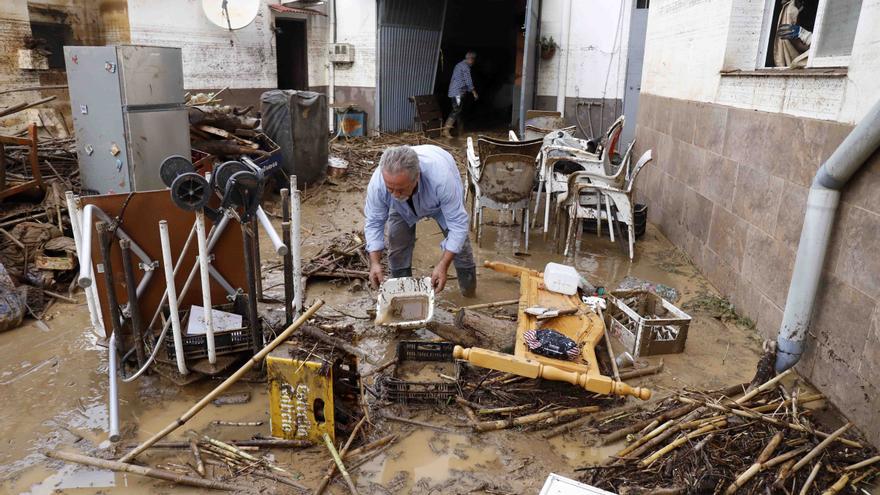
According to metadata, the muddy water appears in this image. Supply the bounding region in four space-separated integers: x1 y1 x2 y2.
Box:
1 139 788 494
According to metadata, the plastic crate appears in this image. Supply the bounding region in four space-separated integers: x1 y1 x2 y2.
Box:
377 341 461 404
605 290 691 357
161 299 253 361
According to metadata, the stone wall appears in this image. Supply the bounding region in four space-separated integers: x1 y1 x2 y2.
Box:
634 92 880 446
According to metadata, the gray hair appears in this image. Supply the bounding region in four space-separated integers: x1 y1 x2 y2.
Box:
380 146 420 181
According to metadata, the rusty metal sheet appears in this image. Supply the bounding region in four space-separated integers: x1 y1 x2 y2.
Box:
82 190 247 337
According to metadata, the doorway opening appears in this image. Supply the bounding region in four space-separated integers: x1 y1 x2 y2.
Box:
432 0 527 131
276 19 309 90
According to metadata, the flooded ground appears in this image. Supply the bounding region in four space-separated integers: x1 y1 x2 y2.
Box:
0 135 865 494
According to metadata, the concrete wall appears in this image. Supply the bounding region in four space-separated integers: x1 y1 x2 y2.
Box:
636 0 880 446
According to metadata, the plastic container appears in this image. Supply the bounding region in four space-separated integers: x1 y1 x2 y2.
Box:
374 277 434 329
543 263 580 295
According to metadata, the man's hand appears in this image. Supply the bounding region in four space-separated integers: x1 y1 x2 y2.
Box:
368 251 384 289
431 263 448 292
431 251 456 292
472 90 479 101
777 24 801 40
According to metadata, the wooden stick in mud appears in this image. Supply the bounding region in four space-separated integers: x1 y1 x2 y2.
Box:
601 314 621 382
189 438 206 477
618 361 663 381
602 404 696 445
45 450 244 491
380 412 459 433
474 406 600 433
315 415 368 495
455 299 519 311
820 473 850 495
202 435 292 476
618 420 675 457
122 439 312 449
640 419 726 466
477 403 534 416
342 434 397 460
323 433 359 495
724 431 783 494
119 300 324 463
455 397 480 425
787 423 852 477
543 414 594 439
798 462 822 495
300 325 378 364
211 421 264 427
844 455 880 472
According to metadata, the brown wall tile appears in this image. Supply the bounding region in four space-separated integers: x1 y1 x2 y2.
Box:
722 107 770 164
811 275 876 361
707 206 748 270
699 152 738 210
774 183 808 250
702 246 738 297
732 165 784 235
682 188 714 244
741 225 795 308
833 206 880 299
694 103 728 156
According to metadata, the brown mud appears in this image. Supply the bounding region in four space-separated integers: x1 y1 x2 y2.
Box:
0 134 854 494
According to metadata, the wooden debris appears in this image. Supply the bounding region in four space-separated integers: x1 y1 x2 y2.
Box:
189 438 206 477
45 450 244 491
473 406 600 432
299 325 377 364
211 421 263 427
322 432 359 495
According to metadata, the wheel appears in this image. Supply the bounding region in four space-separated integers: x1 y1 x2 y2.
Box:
160 155 194 188
170 172 210 211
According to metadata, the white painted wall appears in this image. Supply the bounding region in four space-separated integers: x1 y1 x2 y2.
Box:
536 0 632 101
641 0 880 124
126 0 277 89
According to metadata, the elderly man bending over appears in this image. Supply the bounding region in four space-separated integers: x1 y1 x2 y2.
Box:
364 145 477 297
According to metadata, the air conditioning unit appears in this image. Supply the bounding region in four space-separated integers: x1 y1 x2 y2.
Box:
329 43 354 64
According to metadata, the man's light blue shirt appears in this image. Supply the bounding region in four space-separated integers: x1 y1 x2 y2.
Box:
448 60 474 98
364 145 469 254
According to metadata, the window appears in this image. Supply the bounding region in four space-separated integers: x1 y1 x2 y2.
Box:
758 0 861 69
27 22 73 69
636 0 650 9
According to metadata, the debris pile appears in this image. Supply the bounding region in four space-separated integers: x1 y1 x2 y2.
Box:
303 231 379 281
579 370 879 494
186 90 275 166
330 131 468 181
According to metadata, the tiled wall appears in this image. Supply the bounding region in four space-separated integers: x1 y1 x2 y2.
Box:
635 92 880 447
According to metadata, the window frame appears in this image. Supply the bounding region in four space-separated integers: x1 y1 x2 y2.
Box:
755 0 858 70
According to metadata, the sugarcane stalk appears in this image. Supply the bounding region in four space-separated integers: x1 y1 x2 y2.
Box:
640 419 726 466
820 473 850 495
798 462 822 495
543 414 595 439
843 455 880 472
342 435 397 460
677 397 862 448
45 450 244 491
122 439 311 449
455 397 479 425
380 412 459 433
618 361 664 381
474 406 600 433
315 415 368 495
119 299 324 463
455 299 518 311
786 423 852 479
724 431 783 494
323 433 359 495
189 438 205 477
734 369 793 405
202 435 294 476
618 419 674 457
211 421 264 427
476 403 534 415
602 404 696 445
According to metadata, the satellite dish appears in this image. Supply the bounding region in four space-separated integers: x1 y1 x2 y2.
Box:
202 0 260 30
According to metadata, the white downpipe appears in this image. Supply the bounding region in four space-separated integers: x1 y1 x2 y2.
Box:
291 175 303 316
159 220 188 375
107 332 120 442
327 0 336 132
556 0 573 114
195 211 216 364
256 206 288 256
65 192 103 333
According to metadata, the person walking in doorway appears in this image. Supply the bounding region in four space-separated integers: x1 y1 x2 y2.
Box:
443 51 479 138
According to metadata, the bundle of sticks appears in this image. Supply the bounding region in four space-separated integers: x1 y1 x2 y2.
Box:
303 231 376 280
579 370 879 494
188 104 268 160
2 136 79 191
329 131 469 181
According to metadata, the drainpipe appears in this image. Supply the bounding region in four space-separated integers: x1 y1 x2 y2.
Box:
776 98 880 372
556 0 572 115
327 0 336 132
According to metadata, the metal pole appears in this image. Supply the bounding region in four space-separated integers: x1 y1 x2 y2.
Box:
256 206 288 256
241 221 263 354
119 238 146 369
290 175 303 316
195 211 216 364
159 220 188 375
280 188 294 326
65 191 103 333
107 332 120 442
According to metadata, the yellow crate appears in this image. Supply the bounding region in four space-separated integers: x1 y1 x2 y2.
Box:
267 346 335 444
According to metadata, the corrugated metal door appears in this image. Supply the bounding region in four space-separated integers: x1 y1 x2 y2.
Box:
377 0 446 132
622 0 649 146
518 0 540 136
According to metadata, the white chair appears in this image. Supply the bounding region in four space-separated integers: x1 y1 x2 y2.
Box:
558 149 653 260
534 116 626 237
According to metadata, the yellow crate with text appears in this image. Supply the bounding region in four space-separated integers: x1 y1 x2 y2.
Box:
267 345 335 444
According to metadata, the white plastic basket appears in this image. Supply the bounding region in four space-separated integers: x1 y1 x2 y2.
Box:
375 277 435 329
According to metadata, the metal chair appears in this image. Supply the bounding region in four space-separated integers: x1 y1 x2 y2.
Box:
472 153 537 250
534 116 625 236
558 149 653 260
